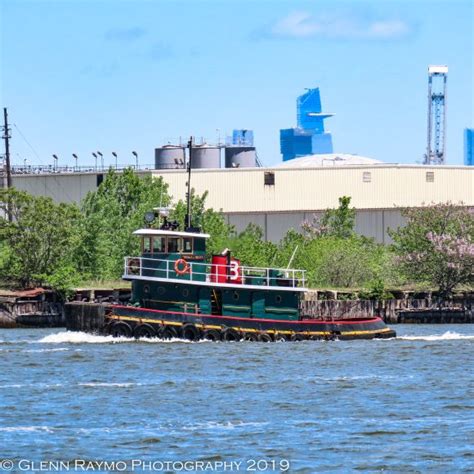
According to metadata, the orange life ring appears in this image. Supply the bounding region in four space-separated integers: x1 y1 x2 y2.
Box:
174 258 190 275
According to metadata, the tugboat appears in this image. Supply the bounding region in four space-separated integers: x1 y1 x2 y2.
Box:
93 138 396 342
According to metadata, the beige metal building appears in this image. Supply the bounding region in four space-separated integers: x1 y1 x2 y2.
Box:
10 164 474 244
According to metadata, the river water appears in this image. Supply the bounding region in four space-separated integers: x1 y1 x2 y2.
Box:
0 325 473 473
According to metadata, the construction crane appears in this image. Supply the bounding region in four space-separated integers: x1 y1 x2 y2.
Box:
424 65 448 165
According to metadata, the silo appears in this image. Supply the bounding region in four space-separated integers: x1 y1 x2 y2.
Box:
225 146 256 168
154 146 185 170
191 144 221 169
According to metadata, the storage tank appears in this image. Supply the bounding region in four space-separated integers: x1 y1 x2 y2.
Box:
154 145 185 170
191 144 221 169
225 146 256 168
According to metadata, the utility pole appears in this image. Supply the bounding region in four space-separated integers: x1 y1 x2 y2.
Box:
2 108 12 189
2 108 12 221
185 136 193 230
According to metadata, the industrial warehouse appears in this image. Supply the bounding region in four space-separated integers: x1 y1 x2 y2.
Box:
9 159 474 243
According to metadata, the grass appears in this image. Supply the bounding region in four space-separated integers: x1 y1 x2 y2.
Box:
75 279 131 290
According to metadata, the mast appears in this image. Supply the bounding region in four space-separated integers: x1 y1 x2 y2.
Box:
2 108 12 221
185 136 193 230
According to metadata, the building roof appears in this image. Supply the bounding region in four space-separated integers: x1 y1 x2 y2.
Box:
275 154 384 168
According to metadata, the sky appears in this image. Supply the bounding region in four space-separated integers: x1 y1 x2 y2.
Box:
0 0 473 168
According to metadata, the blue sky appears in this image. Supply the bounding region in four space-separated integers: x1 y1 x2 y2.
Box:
1 0 472 168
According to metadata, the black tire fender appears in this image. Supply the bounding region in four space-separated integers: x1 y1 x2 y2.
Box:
257 332 273 343
222 328 241 342
110 322 133 338
202 329 222 341
133 323 156 339
291 333 306 342
181 323 201 341
159 325 179 340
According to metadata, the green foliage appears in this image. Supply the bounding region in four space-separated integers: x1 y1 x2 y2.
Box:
0 188 81 289
169 190 235 256
227 224 277 267
79 168 170 279
295 235 387 288
40 264 80 301
389 203 474 296
2 180 470 302
358 278 394 300
303 196 356 238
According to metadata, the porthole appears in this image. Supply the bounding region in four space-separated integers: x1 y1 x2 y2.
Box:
144 285 150 294
275 295 282 304
158 286 166 295
183 288 189 297
233 292 240 301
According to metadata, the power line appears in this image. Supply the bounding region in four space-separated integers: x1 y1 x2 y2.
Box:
13 123 44 164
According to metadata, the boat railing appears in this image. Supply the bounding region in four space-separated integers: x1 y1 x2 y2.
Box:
123 256 306 289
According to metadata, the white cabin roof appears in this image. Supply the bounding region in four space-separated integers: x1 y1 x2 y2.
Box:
133 228 210 239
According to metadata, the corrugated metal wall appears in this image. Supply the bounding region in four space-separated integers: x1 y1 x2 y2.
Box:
10 166 473 244
155 165 474 213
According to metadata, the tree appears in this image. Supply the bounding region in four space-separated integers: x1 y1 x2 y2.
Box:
302 196 355 238
79 168 170 279
227 224 277 267
0 188 81 289
169 189 235 256
389 203 474 296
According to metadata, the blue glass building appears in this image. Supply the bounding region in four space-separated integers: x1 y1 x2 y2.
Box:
464 128 474 166
280 88 334 161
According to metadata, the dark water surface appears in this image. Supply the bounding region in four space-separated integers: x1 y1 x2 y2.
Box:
0 325 473 473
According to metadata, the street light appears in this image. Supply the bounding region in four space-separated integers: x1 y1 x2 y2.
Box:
132 151 138 169
52 154 58 172
112 152 118 170
72 153 78 171
92 152 98 171
97 151 103 170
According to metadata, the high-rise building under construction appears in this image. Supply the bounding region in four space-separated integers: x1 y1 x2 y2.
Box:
280 88 334 161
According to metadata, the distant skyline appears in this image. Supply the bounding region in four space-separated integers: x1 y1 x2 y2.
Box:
1 0 473 168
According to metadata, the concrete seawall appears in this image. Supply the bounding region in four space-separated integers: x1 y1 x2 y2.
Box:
300 295 474 324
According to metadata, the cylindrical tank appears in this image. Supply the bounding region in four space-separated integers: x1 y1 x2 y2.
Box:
225 146 256 168
191 145 221 169
154 146 185 170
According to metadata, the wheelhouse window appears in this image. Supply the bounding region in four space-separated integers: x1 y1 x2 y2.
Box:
168 237 179 253
143 237 151 253
182 237 193 253
153 236 166 253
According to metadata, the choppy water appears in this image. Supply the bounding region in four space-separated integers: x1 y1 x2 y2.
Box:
0 325 473 473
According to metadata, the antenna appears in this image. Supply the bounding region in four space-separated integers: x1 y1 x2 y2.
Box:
185 136 193 230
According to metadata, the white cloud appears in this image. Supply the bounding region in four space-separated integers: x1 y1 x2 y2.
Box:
269 11 413 40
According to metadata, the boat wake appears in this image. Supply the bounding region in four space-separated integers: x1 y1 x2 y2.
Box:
398 331 474 341
38 331 210 344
